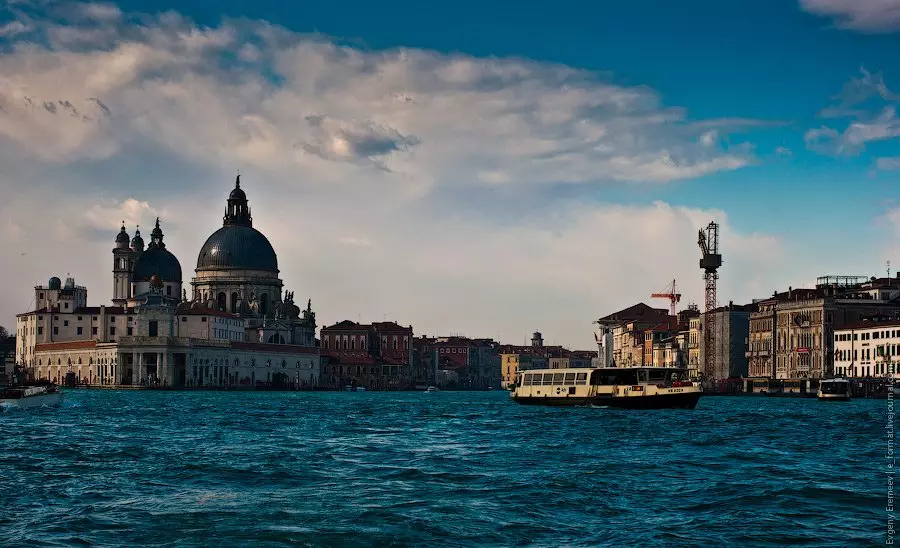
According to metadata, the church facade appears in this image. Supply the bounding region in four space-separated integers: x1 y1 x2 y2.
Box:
14 177 320 389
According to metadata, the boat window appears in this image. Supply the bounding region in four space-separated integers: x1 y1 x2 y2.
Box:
542 374 554 386
575 372 587 385
553 373 564 384
637 370 649 383
564 373 576 385
648 369 668 382
524 373 534 386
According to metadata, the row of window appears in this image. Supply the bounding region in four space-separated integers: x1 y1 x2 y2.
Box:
835 329 900 342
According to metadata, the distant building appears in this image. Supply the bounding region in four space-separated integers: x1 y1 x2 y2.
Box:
834 319 900 379
594 303 670 367
14 177 321 389
703 302 755 379
320 320 414 390
746 276 900 380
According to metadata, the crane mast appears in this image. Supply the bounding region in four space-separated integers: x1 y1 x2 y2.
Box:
698 222 722 385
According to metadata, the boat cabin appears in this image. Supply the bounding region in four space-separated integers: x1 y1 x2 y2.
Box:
517 367 691 389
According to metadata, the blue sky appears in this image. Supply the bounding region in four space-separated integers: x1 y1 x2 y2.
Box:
0 0 899 347
91 0 900 229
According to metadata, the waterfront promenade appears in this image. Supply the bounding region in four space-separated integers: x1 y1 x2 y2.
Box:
0 390 882 546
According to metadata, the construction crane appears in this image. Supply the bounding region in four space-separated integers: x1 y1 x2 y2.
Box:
651 279 681 316
698 222 723 383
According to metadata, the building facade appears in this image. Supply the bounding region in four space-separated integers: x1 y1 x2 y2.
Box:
15 177 321 389
319 320 414 390
834 320 900 378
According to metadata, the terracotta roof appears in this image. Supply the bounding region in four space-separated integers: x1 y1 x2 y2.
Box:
596 303 669 324
35 340 98 351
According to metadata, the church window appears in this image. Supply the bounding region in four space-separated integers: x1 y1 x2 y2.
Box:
39 292 44 300
109 327 116 336
91 327 97 335
53 327 58 335
260 294 269 316
231 292 239 312
217 293 226 311
281 360 286 369
64 303 69 310
149 321 158 337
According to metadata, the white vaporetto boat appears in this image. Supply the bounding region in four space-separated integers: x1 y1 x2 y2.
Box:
0 385 64 410
817 379 851 401
510 367 702 409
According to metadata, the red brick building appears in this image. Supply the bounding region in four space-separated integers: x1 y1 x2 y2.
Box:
320 320 413 390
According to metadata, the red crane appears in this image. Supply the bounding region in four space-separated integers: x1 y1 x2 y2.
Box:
651 279 681 317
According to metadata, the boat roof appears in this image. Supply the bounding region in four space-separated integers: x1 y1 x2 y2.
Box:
821 378 851 383
522 367 689 373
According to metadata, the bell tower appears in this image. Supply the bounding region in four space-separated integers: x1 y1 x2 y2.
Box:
113 221 134 305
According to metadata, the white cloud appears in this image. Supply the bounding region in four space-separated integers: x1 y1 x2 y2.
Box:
0 21 29 37
800 0 900 33
807 69 900 155
877 156 900 170
775 146 793 157
0 5 801 347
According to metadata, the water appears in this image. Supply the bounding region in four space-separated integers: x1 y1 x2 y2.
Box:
0 391 886 546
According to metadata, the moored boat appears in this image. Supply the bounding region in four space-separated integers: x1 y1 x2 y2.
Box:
818 378 851 401
0 384 64 409
509 367 701 409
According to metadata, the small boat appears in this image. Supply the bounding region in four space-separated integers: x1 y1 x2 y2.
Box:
425 386 439 392
0 384 64 409
818 378 851 401
510 367 701 409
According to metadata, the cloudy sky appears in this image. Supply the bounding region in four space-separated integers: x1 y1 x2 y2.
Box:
1 0 899 349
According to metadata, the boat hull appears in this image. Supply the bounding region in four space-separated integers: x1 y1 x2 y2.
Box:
0 391 63 409
817 394 851 402
511 392 701 410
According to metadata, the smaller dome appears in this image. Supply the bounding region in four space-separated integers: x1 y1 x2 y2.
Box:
48 277 61 290
229 174 246 201
131 228 145 251
116 224 130 246
150 274 163 288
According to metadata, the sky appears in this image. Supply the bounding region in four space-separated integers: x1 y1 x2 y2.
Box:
0 0 899 349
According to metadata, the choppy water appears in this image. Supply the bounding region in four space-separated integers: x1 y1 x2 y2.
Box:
0 390 887 547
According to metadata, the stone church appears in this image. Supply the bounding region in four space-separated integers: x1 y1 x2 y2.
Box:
15 177 320 389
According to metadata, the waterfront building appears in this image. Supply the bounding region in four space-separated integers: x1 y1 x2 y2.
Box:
320 320 413 390
688 315 702 378
594 303 669 367
498 334 594 388
833 318 900 378
746 276 900 380
703 302 755 379
418 336 500 389
15 177 321 388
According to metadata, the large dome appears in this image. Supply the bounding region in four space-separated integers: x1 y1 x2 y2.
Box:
133 247 183 282
196 225 279 272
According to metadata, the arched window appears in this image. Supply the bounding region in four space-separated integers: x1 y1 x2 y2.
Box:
231 292 239 312
281 359 286 369
260 294 269 316
217 292 227 311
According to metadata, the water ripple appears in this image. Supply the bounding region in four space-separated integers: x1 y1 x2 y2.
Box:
0 391 886 546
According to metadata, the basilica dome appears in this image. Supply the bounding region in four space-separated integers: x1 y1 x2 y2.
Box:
132 218 182 282
195 174 279 273
196 225 278 272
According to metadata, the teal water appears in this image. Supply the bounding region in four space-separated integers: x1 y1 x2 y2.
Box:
0 391 885 546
